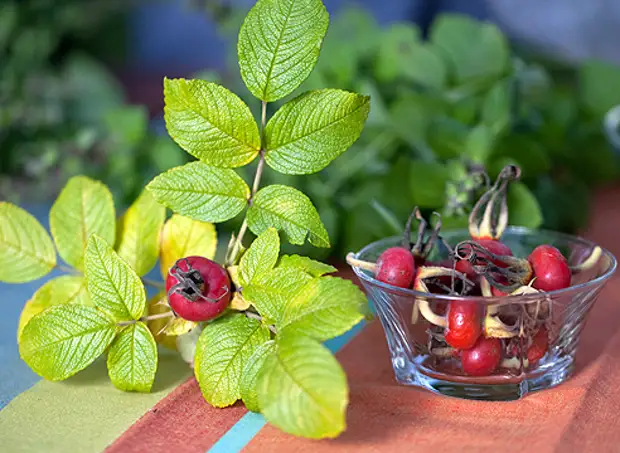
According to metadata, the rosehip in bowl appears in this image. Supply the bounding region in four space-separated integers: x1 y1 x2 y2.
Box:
528 245 571 291
445 301 482 349
166 256 231 322
527 327 549 363
375 247 416 288
461 337 502 376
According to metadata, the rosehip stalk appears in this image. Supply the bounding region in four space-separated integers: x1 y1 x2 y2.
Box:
468 165 521 241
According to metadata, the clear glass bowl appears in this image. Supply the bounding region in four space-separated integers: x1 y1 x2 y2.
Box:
350 227 617 401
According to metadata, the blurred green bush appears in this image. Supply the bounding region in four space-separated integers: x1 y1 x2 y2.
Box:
0 0 186 205
202 6 620 258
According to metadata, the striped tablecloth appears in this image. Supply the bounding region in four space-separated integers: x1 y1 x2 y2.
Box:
2 189 620 453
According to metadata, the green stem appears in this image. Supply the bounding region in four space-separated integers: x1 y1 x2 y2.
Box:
226 101 269 266
141 277 166 290
117 311 174 327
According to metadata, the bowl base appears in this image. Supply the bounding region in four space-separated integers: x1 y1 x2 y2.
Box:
393 355 575 401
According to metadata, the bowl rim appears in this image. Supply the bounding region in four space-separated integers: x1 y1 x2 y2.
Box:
350 226 618 303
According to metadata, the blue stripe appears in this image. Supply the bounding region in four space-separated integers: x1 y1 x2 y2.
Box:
207 320 366 453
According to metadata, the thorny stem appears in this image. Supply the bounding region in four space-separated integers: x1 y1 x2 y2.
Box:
56 264 165 290
117 311 174 327
244 310 277 334
226 101 269 266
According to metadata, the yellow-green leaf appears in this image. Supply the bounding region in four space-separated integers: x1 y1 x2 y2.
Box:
163 78 260 167
159 214 217 278
18 275 90 341
85 235 146 321
49 176 115 270
279 277 365 341
107 322 158 393
19 304 116 381
146 162 250 223
194 314 270 407
116 190 166 276
257 332 347 438
240 340 276 412
0 202 56 283
247 185 329 248
243 268 312 323
238 0 329 102
265 90 370 175
238 227 279 287
277 254 336 277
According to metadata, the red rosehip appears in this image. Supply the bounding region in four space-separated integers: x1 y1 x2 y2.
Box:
445 301 482 349
527 327 549 363
455 259 477 280
461 337 502 376
476 239 512 259
375 247 416 288
528 245 571 292
166 256 231 322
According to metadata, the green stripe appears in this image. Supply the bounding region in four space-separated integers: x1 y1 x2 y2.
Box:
0 352 190 453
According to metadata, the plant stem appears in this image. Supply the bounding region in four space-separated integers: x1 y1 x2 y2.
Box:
141 277 165 290
226 100 269 266
244 310 277 334
56 264 79 275
117 311 174 327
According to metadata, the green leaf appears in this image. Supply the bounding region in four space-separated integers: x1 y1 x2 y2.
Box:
580 60 620 116
258 332 347 438
49 176 116 270
239 227 280 287
465 124 494 164
107 322 158 393
146 162 250 223
409 161 450 208
163 78 260 167
240 340 276 412
277 254 336 277
238 0 329 102
116 190 166 277
194 314 270 407
0 202 56 283
18 276 90 341
507 182 543 229
243 267 313 323
159 215 217 278
104 106 148 148
85 235 146 322
248 185 329 248
431 14 508 83
374 22 421 83
265 89 370 175
482 79 510 136
19 305 116 381
279 277 365 341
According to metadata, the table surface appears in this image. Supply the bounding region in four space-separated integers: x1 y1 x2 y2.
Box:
1 188 620 453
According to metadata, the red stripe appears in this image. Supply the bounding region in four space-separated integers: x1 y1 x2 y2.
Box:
106 378 247 453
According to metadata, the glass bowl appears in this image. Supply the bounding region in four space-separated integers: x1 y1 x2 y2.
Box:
350 227 617 401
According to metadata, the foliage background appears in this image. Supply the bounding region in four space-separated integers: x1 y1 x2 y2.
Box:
4 0 620 259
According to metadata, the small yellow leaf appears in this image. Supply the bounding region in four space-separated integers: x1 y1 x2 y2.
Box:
227 265 241 288
164 318 197 336
230 292 251 311
160 215 217 279
146 292 177 350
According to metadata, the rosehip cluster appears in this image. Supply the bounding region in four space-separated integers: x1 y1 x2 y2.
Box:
347 165 590 378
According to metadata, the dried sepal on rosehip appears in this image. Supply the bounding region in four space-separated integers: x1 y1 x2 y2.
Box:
468 165 521 241
346 208 447 289
166 256 231 322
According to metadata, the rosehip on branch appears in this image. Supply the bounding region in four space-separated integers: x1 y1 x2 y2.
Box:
166 256 231 322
